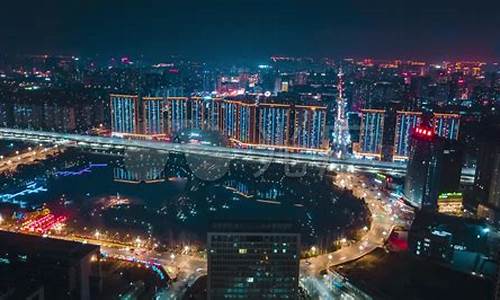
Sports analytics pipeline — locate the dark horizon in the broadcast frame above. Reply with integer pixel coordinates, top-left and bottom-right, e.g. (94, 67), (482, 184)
(1, 0), (499, 62)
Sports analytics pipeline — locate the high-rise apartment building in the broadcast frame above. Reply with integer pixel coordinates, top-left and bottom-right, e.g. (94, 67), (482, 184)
(292, 105), (328, 150)
(258, 103), (291, 147)
(432, 113), (460, 140)
(393, 111), (422, 161)
(110, 94), (140, 136)
(221, 100), (240, 140)
(165, 97), (189, 136)
(201, 97), (223, 131)
(355, 109), (385, 159)
(142, 97), (165, 136)
(238, 102), (258, 144)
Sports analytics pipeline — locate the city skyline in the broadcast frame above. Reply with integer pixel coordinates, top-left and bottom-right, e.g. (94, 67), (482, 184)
(0, 3), (499, 298)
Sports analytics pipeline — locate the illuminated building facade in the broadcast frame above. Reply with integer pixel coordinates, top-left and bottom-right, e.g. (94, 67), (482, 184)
(189, 97), (204, 130)
(142, 97), (165, 136)
(292, 105), (328, 150)
(110, 94), (140, 136)
(258, 103), (291, 147)
(393, 111), (422, 161)
(238, 102), (257, 144)
(109, 95), (329, 152)
(207, 221), (300, 300)
(438, 192), (464, 216)
(202, 97), (223, 131)
(432, 113), (460, 140)
(404, 126), (463, 210)
(356, 109), (385, 158)
(165, 97), (189, 136)
(221, 100), (240, 139)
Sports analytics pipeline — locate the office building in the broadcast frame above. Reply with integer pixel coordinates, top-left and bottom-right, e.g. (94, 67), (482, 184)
(207, 221), (300, 300)
(404, 126), (463, 210)
(0, 231), (101, 300)
(393, 111), (422, 161)
(432, 113), (460, 140)
(355, 109), (385, 159)
(110, 94), (140, 136)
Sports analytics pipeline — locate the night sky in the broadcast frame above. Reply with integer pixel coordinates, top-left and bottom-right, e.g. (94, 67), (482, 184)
(1, 0), (499, 62)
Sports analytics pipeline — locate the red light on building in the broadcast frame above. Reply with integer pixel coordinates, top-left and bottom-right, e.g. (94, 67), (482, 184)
(413, 126), (435, 140)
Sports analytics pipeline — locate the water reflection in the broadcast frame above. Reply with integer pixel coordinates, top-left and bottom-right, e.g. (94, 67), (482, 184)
(0, 148), (369, 250)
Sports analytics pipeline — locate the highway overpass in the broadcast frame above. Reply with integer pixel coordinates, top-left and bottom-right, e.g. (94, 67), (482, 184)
(0, 128), (475, 180)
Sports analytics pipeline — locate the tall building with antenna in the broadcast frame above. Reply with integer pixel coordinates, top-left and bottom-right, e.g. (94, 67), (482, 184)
(332, 68), (351, 158)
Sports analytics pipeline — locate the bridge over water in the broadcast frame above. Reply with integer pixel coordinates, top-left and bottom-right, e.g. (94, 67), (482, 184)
(0, 128), (475, 181)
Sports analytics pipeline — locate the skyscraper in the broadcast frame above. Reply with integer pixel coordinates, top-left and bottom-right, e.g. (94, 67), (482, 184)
(404, 126), (463, 210)
(110, 94), (140, 136)
(432, 113), (460, 140)
(356, 109), (385, 159)
(393, 111), (422, 161)
(207, 221), (300, 300)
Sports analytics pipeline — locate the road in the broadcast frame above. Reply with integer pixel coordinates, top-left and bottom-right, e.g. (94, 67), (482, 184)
(0, 168), (412, 299)
(0, 145), (62, 173)
(299, 170), (414, 298)
(0, 128), (475, 181)
(301, 172), (396, 275)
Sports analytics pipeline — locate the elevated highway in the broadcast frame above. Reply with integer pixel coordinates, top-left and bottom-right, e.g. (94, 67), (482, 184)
(0, 128), (475, 181)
